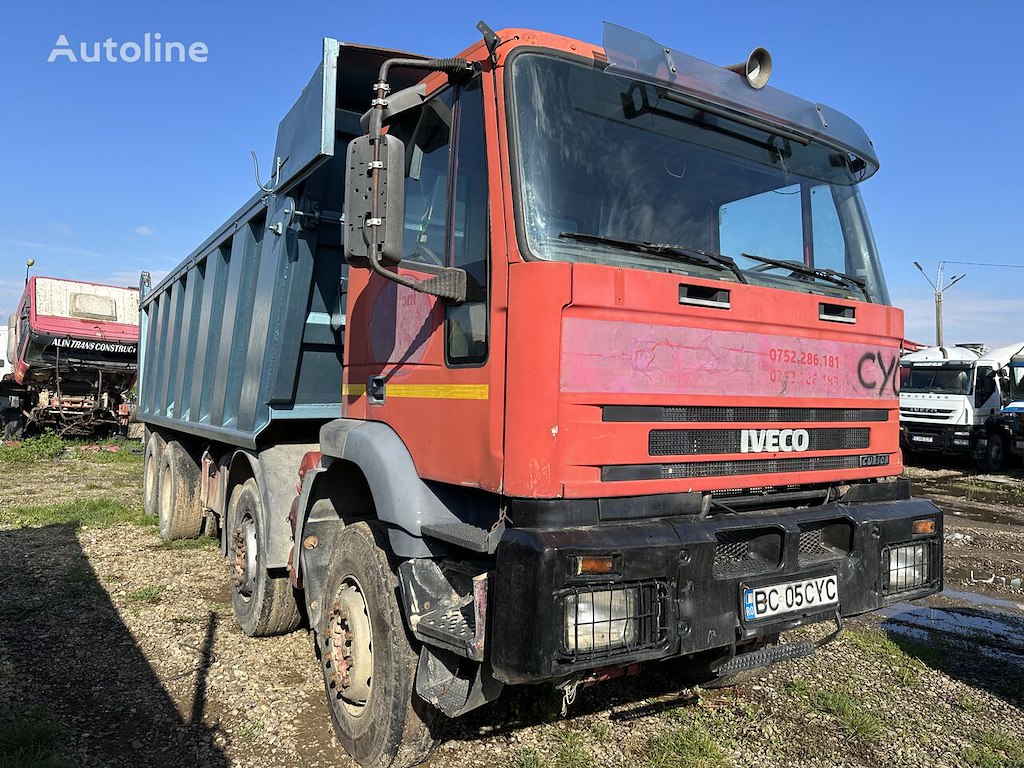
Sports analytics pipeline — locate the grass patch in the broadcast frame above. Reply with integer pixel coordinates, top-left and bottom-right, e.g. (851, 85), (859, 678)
(0, 434), (67, 464)
(643, 722), (727, 768)
(511, 748), (549, 768)
(0, 434), (141, 466)
(552, 730), (592, 768)
(127, 585), (164, 604)
(958, 693), (984, 715)
(152, 537), (218, 551)
(812, 691), (881, 741)
(73, 448), (142, 465)
(589, 718), (611, 740)
(784, 677), (811, 697)
(0, 498), (150, 530)
(964, 727), (1024, 768)
(845, 627), (922, 685)
(0, 708), (64, 768)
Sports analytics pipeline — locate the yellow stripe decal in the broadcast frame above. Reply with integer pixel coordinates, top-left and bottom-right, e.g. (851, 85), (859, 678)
(342, 383), (488, 400)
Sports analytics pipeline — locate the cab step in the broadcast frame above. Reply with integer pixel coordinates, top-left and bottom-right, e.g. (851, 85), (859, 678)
(716, 640), (816, 676)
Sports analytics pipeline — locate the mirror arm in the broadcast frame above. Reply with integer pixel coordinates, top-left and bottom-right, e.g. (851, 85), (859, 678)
(364, 56), (474, 304)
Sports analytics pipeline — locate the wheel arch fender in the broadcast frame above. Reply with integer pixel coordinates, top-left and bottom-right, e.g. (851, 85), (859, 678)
(314, 419), (458, 555)
(226, 443), (319, 569)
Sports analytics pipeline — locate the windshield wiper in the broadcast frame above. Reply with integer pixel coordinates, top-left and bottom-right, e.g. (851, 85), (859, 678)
(740, 252), (870, 302)
(560, 232), (747, 283)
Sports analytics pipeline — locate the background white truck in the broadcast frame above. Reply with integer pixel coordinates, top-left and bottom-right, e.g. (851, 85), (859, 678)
(899, 343), (1024, 470)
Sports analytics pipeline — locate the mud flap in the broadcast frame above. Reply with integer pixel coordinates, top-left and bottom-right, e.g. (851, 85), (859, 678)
(415, 645), (503, 717)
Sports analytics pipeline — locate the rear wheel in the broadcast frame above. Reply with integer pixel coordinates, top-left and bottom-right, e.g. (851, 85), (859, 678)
(143, 429), (165, 517)
(228, 478), (301, 637)
(978, 432), (1006, 473)
(316, 521), (438, 768)
(157, 440), (202, 540)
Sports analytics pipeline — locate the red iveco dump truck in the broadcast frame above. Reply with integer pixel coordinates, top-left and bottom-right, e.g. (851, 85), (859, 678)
(2, 276), (138, 439)
(138, 22), (943, 767)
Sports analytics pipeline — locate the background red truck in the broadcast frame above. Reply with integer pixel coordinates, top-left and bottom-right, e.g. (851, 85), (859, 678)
(2, 276), (139, 439)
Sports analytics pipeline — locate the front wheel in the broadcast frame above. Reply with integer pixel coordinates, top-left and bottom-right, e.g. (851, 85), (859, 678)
(315, 521), (438, 768)
(978, 433), (1006, 473)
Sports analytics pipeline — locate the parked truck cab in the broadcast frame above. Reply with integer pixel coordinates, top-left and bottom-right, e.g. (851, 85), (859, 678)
(898, 344), (1024, 469)
(977, 352), (1024, 469)
(138, 23), (943, 768)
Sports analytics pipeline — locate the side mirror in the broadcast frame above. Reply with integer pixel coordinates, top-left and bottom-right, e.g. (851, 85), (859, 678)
(344, 134), (405, 269)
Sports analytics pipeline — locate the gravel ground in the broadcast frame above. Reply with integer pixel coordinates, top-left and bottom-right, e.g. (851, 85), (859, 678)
(1, 447), (1022, 768)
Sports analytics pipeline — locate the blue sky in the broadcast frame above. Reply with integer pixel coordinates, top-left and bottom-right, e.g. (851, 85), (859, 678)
(1, 1), (1022, 348)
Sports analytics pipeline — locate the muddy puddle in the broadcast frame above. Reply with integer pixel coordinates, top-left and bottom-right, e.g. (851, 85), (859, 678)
(878, 588), (1024, 671)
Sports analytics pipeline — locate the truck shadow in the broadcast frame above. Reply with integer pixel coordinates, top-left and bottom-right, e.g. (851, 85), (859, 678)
(0, 523), (230, 767)
(880, 598), (1024, 708)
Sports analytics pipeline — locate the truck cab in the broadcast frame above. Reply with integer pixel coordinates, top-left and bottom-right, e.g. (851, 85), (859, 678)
(979, 352), (1024, 469)
(898, 345), (1000, 459)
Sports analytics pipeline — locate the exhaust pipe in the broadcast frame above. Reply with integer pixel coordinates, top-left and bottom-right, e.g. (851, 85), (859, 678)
(726, 47), (772, 89)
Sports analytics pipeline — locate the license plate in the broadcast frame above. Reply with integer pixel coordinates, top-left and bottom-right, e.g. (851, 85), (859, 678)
(742, 575), (838, 621)
(911, 435), (934, 443)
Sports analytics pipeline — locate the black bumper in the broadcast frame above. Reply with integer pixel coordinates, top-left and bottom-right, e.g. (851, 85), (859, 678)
(490, 488), (942, 684)
(900, 422), (974, 453)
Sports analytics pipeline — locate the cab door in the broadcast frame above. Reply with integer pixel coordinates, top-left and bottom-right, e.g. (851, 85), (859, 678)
(344, 75), (503, 491)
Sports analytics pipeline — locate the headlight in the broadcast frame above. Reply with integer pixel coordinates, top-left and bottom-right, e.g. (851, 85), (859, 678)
(883, 542), (933, 594)
(564, 587), (638, 653)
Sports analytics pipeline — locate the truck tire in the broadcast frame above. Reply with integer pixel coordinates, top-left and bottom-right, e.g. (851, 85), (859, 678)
(978, 432), (1006, 473)
(143, 429), (166, 518)
(157, 440), (203, 539)
(315, 521), (438, 768)
(228, 478), (301, 637)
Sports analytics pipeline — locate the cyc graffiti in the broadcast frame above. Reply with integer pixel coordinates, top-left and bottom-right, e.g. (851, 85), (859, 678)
(857, 351), (898, 396)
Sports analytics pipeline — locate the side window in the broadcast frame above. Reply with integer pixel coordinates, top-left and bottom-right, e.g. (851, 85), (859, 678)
(810, 185), (847, 274)
(446, 77), (489, 366)
(389, 89), (455, 266)
(975, 366), (996, 408)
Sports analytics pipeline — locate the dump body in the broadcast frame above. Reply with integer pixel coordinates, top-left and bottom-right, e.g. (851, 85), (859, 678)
(137, 43), (428, 450)
(2, 276), (138, 437)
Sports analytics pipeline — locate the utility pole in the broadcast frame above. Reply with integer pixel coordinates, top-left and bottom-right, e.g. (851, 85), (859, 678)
(913, 261), (965, 347)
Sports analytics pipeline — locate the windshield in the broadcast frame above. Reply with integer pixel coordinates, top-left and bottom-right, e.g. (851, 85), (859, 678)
(899, 363), (973, 395)
(509, 53), (891, 304)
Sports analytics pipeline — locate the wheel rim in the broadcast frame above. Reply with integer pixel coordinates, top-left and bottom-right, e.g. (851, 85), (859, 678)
(144, 451), (156, 507)
(324, 578), (374, 714)
(232, 513), (258, 601)
(158, 463), (172, 528)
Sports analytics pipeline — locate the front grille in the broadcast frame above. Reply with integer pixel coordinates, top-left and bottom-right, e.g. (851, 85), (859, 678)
(602, 454), (888, 481)
(899, 409), (954, 422)
(560, 581), (668, 662)
(604, 405), (889, 423)
(649, 428), (870, 456)
(713, 529), (782, 578)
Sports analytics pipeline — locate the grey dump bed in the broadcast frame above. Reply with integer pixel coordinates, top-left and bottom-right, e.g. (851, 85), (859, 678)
(137, 39), (426, 449)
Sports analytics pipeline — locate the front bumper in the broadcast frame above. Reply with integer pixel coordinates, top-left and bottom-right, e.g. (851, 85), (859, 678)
(490, 489), (942, 684)
(900, 422), (974, 453)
